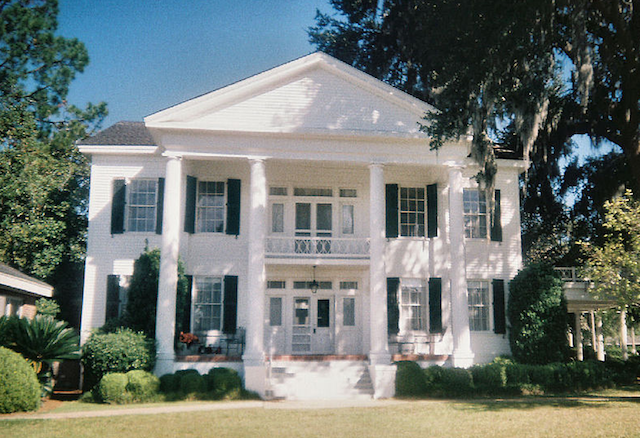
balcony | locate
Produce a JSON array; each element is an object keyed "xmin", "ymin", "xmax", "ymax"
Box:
[{"xmin": 265, "ymin": 236, "xmax": 370, "ymax": 260}]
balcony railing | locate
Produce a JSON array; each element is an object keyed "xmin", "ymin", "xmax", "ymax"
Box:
[
  {"xmin": 555, "ymin": 267, "xmax": 587, "ymax": 282},
  {"xmin": 265, "ymin": 236, "xmax": 370, "ymax": 259}
]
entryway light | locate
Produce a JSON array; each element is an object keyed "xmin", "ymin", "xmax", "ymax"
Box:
[{"xmin": 310, "ymin": 265, "xmax": 319, "ymax": 294}]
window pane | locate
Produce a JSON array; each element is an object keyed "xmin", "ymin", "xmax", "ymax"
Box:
[
  {"xmin": 463, "ymin": 189, "xmax": 488, "ymax": 238},
  {"xmin": 317, "ymin": 299, "xmax": 330, "ymax": 328},
  {"xmin": 270, "ymin": 297, "xmax": 282, "ymax": 326},
  {"xmin": 193, "ymin": 277, "xmax": 223, "ymax": 332},
  {"xmin": 468, "ymin": 281, "xmax": 490, "ymax": 331},
  {"xmin": 342, "ymin": 205, "xmax": 354, "ymax": 234},
  {"xmin": 343, "ymin": 298, "xmax": 355, "ymax": 326},
  {"xmin": 127, "ymin": 180, "xmax": 157, "ymax": 232},
  {"xmin": 339, "ymin": 281, "xmax": 358, "ymax": 290},
  {"xmin": 272, "ymin": 203, "xmax": 284, "ymax": 233},
  {"xmin": 317, "ymin": 204, "xmax": 332, "ymax": 231},
  {"xmin": 400, "ymin": 186, "xmax": 426, "ymax": 237},
  {"xmin": 339, "ymin": 188, "xmax": 357, "ymax": 198},
  {"xmin": 294, "ymin": 187, "xmax": 333, "ymax": 197},
  {"xmin": 295, "ymin": 203, "xmax": 311, "ymax": 230},
  {"xmin": 267, "ymin": 280, "xmax": 286, "ymax": 289},
  {"xmin": 294, "ymin": 298, "xmax": 309, "ymax": 325},
  {"xmin": 197, "ymin": 181, "xmax": 225, "ymax": 233},
  {"xmin": 270, "ymin": 187, "xmax": 288, "ymax": 196}
]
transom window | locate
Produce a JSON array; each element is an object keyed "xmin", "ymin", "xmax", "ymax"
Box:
[
  {"xmin": 127, "ymin": 179, "xmax": 157, "ymax": 232},
  {"xmin": 468, "ymin": 281, "xmax": 490, "ymax": 331},
  {"xmin": 193, "ymin": 277, "xmax": 223, "ymax": 332},
  {"xmin": 400, "ymin": 280, "xmax": 426, "ymax": 332},
  {"xmin": 400, "ymin": 187, "xmax": 425, "ymax": 237},
  {"xmin": 197, "ymin": 181, "xmax": 225, "ymax": 233},
  {"xmin": 294, "ymin": 187, "xmax": 333, "ymax": 197},
  {"xmin": 463, "ymin": 189, "xmax": 488, "ymax": 238}
]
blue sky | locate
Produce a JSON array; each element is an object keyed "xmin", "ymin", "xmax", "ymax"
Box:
[{"xmin": 58, "ymin": 0, "xmax": 331, "ymax": 128}]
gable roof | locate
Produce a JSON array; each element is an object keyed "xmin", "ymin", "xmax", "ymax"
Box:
[
  {"xmin": 145, "ymin": 52, "xmax": 434, "ymax": 138},
  {"xmin": 0, "ymin": 262, "xmax": 53, "ymax": 298}
]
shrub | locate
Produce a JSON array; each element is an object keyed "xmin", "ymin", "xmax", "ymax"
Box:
[
  {"xmin": 508, "ymin": 264, "xmax": 571, "ymax": 364},
  {"xmin": 504, "ymin": 363, "xmax": 531, "ymax": 386},
  {"xmin": 35, "ymin": 298, "xmax": 60, "ymax": 318},
  {"xmin": 178, "ymin": 370, "xmax": 206, "ymax": 395},
  {"xmin": 423, "ymin": 365, "xmax": 445, "ymax": 391},
  {"xmin": 159, "ymin": 373, "xmax": 181, "ymax": 393},
  {"xmin": 95, "ymin": 373, "xmax": 130, "ymax": 404},
  {"xmin": 82, "ymin": 328, "xmax": 155, "ymax": 390},
  {"xmin": 206, "ymin": 368, "xmax": 242, "ymax": 397},
  {"xmin": 125, "ymin": 370, "xmax": 160, "ymax": 402},
  {"xmin": 439, "ymin": 367, "xmax": 473, "ymax": 396},
  {"xmin": 395, "ymin": 361, "xmax": 428, "ymax": 396},
  {"xmin": 471, "ymin": 363, "xmax": 506, "ymax": 392},
  {"xmin": 0, "ymin": 347, "xmax": 41, "ymax": 413}
]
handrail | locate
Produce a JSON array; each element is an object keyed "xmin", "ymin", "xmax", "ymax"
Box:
[{"xmin": 265, "ymin": 236, "xmax": 370, "ymax": 258}]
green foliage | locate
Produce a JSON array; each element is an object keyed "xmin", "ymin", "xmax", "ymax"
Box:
[
  {"xmin": 0, "ymin": 346, "xmax": 41, "ymax": 413},
  {"xmin": 159, "ymin": 373, "xmax": 181, "ymax": 393},
  {"xmin": 206, "ymin": 368, "xmax": 242, "ymax": 396},
  {"xmin": 94, "ymin": 373, "xmax": 130, "ymax": 404},
  {"xmin": 1, "ymin": 315, "xmax": 79, "ymax": 395},
  {"xmin": 179, "ymin": 370, "xmax": 206, "ymax": 395},
  {"xmin": 35, "ymin": 298, "xmax": 60, "ymax": 318},
  {"xmin": 471, "ymin": 363, "xmax": 507, "ymax": 392},
  {"xmin": 81, "ymin": 328, "xmax": 156, "ymax": 391},
  {"xmin": 581, "ymin": 190, "xmax": 640, "ymax": 310},
  {"xmin": 438, "ymin": 368, "xmax": 474, "ymax": 396},
  {"xmin": 395, "ymin": 361, "xmax": 428, "ymax": 397},
  {"xmin": 120, "ymin": 248, "xmax": 188, "ymax": 340},
  {"xmin": 508, "ymin": 264, "xmax": 571, "ymax": 364},
  {"xmin": 124, "ymin": 370, "xmax": 160, "ymax": 402}
]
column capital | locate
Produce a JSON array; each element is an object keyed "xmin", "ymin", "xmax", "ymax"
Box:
[
  {"xmin": 162, "ymin": 152, "xmax": 183, "ymax": 161},
  {"xmin": 369, "ymin": 161, "xmax": 385, "ymax": 170},
  {"xmin": 248, "ymin": 156, "xmax": 268, "ymax": 165}
]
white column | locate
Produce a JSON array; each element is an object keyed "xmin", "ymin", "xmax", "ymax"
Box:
[
  {"xmin": 244, "ymin": 158, "xmax": 267, "ymax": 363},
  {"xmin": 620, "ymin": 308, "xmax": 628, "ymax": 360},
  {"xmin": 448, "ymin": 165, "xmax": 474, "ymax": 368},
  {"xmin": 590, "ymin": 310, "xmax": 598, "ymax": 355},
  {"xmin": 155, "ymin": 155, "xmax": 183, "ymax": 376},
  {"xmin": 575, "ymin": 312, "xmax": 583, "ymax": 361},
  {"xmin": 596, "ymin": 312, "xmax": 605, "ymax": 361},
  {"xmin": 368, "ymin": 163, "xmax": 391, "ymax": 365},
  {"xmin": 368, "ymin": 162, "xmax": 395, "ymax": 399}
]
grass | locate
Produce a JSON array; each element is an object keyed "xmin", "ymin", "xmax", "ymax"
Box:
[{"xmin": 2, "ymin": 396, "xmax": 640, "ymax": 438}]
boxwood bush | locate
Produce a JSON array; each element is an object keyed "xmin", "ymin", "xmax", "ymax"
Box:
[
  {"xmin": 395, "ymin": 361, "xmax": 428, "ymax": 397},
  {"xmin": 81, "ymin": 328, "xmax": 156, "ymax": 390},
  {"xmin": 94, "ymin": 370, "xmax": 160, "ymax": 404},
  {"xmin": 206, "ymin": 368, "xmax": 242, "ymax": 397},
  {"xmin": 125, "ymin": 370, "xmax": 160, "ymax": 402},
  {"xmin": 0, "ymin": 347, "xmax": 41, "ymax": 413}
]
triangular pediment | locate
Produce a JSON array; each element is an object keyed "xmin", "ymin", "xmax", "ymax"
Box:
[{"xmin": 145, "ymin": 53, "xmax": 433, "ymax": 138}]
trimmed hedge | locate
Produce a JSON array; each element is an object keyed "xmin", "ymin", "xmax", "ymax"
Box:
[
  {"xmin": 159, "ymin": 368, "xmax": 248, "ymax": 400},
  {"xmin": 82, "ymin": 328, "xmax": 156, "ymax": 390},
  {"xmin": 395, "ymin": 357, "xmax": 639, "ymax": 398},
  {"xmin": 0, "ymin": 347, "xmax": 41, "ymax": 413},
  {"xmin": 94, "ymin": 370, "xmax": 160, "ymax": 404}
]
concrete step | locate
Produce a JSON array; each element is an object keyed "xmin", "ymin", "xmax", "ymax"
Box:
[{"xmin": 266, "ymin": 360, "xmax": 374, "ymax": 400}]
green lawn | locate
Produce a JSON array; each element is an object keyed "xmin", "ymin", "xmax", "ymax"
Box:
[{"xmin": 2, "ymin": 396, "xmax": 640, "ymax": 438}]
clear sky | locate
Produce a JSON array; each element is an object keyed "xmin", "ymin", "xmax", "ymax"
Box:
[{"xmin": 58, "ymin": 0, "xmax": 331, "ymax": 128}]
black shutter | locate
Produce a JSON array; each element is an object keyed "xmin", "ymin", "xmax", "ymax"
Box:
[
  {"xmin": 385, "ymin": 184, "xmax": 399, "ymax": 238},
  {"xmin": 111, "ymin": 179, "xmax": 126, "ymax": 234},
  {"xmin": 493, "ymin": 279, "xmax": 506, "ymax": 334},
  {"xmin": 387, "ymin": 277, "xmax": 400, "ymax": 336},
  {"xmin": 427, "ymin": 183, "xmax": 438, "ymax": 238},
  {"xmin": 223, "ymin": 275, "xmax": 238, "ymax": 334},
  {"xmin": 105, "ymin": 275, "xmax": 120, "ymax": 320},
  {"xmin": 184, "ymin": 176, "xmax": 197, "ymax": 233},
  {"xmin": 155, "ymin": 178, "xmax": 165, "ymax": 235},
  {"xmin": 226, "ymin": 179, "xmax": 241, "ymax": 235},
  {"xmin": 490, "ymin": 189, "xmax": 503, "ymax": 242},
  {"xmin": 180, "ymin": 275, "xmax": 193, "ymax": 334},
  {"xmin": 429, "ymin": 277, "xmax": 443, "ymax": 333}
]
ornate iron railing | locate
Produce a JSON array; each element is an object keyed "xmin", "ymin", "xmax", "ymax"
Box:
[{"xmin": 265, "ymin": 236, "xmax": 370, "ymax": 259}]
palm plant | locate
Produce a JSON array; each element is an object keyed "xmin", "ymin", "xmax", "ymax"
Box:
[{"xmin": 2, "ymin": 315, "xmax": 80, "ymax": 395}]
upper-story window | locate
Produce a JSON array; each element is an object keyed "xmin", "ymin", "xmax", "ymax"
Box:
[
  {"xmin": 467, "ymin": 280, "xmax": 490, "ymax": 331},
  {"xmin": 127, "ymin": 180, "xmax": 158, "ymax": 232},
  {"xmin": 111, "ymin": 178, "xmax": 164, "ymax": 235},
  {"xmin": 197, "ymin": 181, "xmax": 225, "ymax": 233},
  {"xmin": 400, "ymin": 187, "xmax": 425, "ymax": 237},
  {"xmin": 463, "ymin": 189, "xmax": 487, "ymax": 239},
  {"xmin": 386, "ymin": 184, "xmax": 438, "ymax": 239},
  {"xmin": 399, "ymin": 279, "xmax": 426, "ymax": 332}
]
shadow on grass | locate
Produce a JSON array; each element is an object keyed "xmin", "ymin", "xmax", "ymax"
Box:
[{"xmin": 448, "ymin": 395, "xmax": 640, "ymax": 412}]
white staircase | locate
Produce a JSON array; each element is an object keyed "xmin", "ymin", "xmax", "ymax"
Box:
[{"xmin": 265, "ymin": 360, "xmax": 374, "ymax": 400}]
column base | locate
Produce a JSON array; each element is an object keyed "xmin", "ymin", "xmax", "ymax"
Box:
[
  {"xmin": 154, "ymin": 351, "xmax": 176, "ymax": 377},
  {"xmin": 369, "ymin": 363, "xmax": 397, "ymax": 399},
  {"xmin": 451, "ymin": 349, "xmax": 475, "ymax": 368},
  {"xmin": 369, "ymin": 351, "xmax": 392, "ymax": 366},
  {"xmin": 244, "ymin": 363, "xmax": 267, "ymax": 398}
]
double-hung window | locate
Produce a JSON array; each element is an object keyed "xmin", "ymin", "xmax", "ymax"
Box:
[
  {"xmin": 127, "ymin": 180, "xmax": 158, "ymax": 232},
  {"xmin": 193, "ymin": 277, "xmax": 224, "ymax": 332},
  {"xmin": 197, "ymin": 181, "xmax": 225, "ymax": 233},
  {"xmin": 399, "ymin": 279, "xmax": 426, "ymax": 332},
  {"xmin": 468, "ymin": 281, "xmax": 491, "ymax": 331},
  {"xmin": 400, "ymin": 187, "xmax": 426, "ymax": 237},
  {"xmin": 463, "ymin": 189, "xmax": 488, "ymax": 238}
]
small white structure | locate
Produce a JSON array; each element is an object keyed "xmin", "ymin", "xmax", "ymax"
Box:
[
  {"xmin": 0, "ymin": 262, "xmax": 53, "ymax": 319},
  {"xmin": 78, "ymin": 53, "xmax": 525, "ymax": 399}
]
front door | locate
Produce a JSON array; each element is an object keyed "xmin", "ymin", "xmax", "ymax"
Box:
[{"xmin": 291, "ymin": 296, "xmax": 333, "ymax": 354}]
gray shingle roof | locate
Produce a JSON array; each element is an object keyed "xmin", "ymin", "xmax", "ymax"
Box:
[
  {"xmin": 0, "ymin": 262, "xmax": 52, "ymax": 289},
  {"xmin": 78, "ymin": 121, "xmax": 156, "ymax": 146}
]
